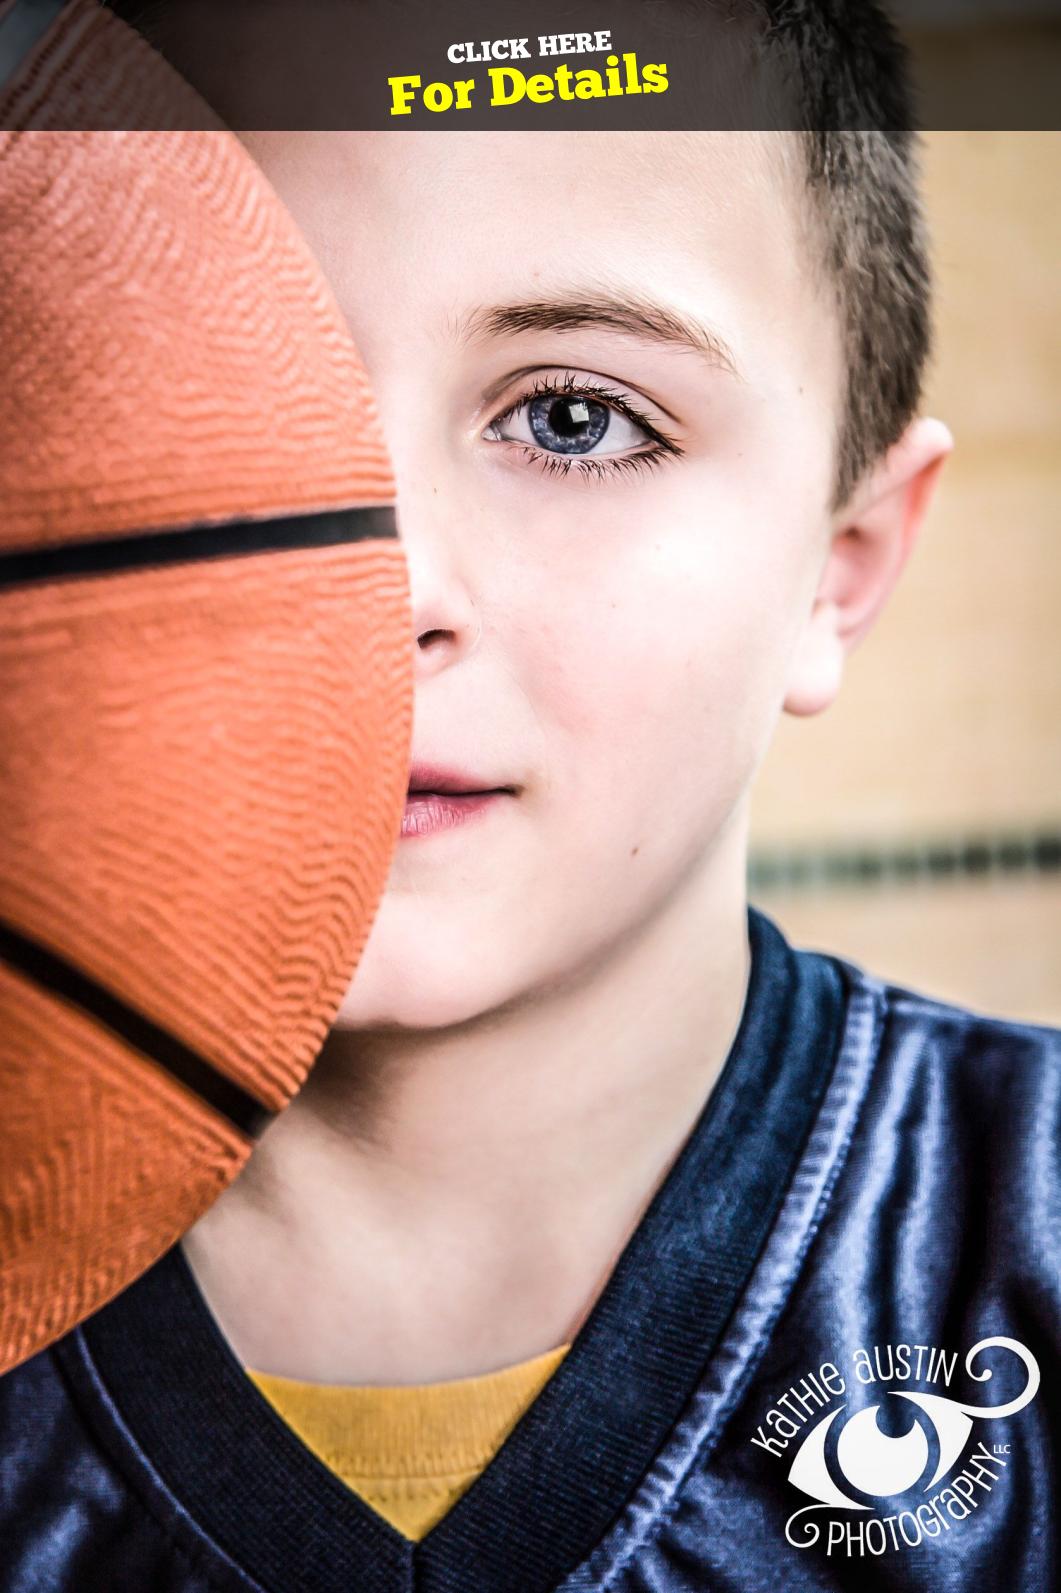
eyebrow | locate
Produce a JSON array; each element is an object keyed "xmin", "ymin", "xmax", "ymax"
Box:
[{"xmin": 457, "ymin": 291, "xmax": 741, "ymax": 380}]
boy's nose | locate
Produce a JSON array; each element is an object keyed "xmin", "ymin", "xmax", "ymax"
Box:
[
  {"xmin": 393, "ymin": 478, "xmax": 485, "ymax": 680},
  {"xmin": 354, "ymin": 336, "xmax": 491, "ymax": 680},
  {"xmin": 408, "ymin": 575, "xmax": 484, "ymax": 680}
]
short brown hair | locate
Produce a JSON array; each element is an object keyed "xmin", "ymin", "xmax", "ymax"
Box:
[
  {"xmin": 759, "ymin": 3, "xmax": 933, "ymax": 507},
  {"xmin": 804, "ymin": 129, "xmax": 932, "ymax": 510}
]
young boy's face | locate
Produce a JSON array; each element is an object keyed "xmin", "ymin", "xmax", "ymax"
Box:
[{"xmin": 245, "ymin": 131, "xmax": 845, "ymax": 1029}]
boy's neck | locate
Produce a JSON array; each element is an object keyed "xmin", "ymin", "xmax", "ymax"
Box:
[{"xmin": 182, "ymin": 823, "xmax": 752, "ymax": 1386}]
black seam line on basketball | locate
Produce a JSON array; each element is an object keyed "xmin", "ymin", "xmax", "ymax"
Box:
[
  {"xmin": 0, "ymin": 918, "xmax": 274, "ymax": 1140},
  {"xmin": 0, "ymin": 505, "xmax": 398, "ymax": 589},
  {"xmin": 0, "ymin": 0, "xmax": 68, "ymax": 94}
]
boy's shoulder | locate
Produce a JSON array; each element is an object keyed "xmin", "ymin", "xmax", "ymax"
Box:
[
  {"xmin": 808, "ymin": 939, "xmax": 1059, "ymax": 1257},
  {"xmin": 783, "ymin": 932, "xmax": 1060, "ymax": 1267},
  {"xmin": 827, "ymin": 939, "xmax": 1061, "ymax": 1083}
]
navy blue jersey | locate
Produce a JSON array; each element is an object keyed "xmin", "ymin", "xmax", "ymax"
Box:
[{"xmin": 0, "ymin": 907, "xmax": 1057, "ymax": 1591}]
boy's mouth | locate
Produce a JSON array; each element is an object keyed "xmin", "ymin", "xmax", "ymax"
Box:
[
  {"xmin": 401, "ymin": 770, "xmax": 518, "ymax": 840},
  {"xmin": 406, "ymin": 762, "xmax": 517, "ymax": 797}
]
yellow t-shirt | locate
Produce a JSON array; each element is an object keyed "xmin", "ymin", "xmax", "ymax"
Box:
[{"xmin": 247, "ymin": 1342, "xmax": 573, "ymax": 1542}]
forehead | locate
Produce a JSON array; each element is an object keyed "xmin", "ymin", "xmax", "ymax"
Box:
[{"xmin": 246, "ymin": 130, "xmax": 837, "ymax": 404}]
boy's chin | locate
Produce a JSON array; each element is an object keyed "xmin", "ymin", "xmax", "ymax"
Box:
[
  {"xmin": 332, "ymin": 941, "xmax": 520, "ymax": 1034},
  {"xmin": 331, "ymin": 884, "xmax": 543, "ymax": 1033},
  {"xmin": 332, "ymin": 985, "xmax": 488, "ymax": 1033}
]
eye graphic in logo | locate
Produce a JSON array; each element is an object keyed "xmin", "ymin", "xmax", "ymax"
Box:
[{"xmin": 789, "ymin": 1337, "xmax": 1040, "ymax": 1508}]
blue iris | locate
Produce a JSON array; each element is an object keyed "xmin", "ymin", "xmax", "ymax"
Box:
[{"xmin": 528, "ymin": 394, "xmax": 610, "ymax": 454}]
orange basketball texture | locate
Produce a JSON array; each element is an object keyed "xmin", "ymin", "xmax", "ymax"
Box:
[{"xmin": 0, "ymin": 2, "xmax": 413, "ymax": 1373}]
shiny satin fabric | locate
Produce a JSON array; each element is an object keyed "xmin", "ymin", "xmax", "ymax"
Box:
[
  {"xmin": 562, "ymin": 976, "xmax": 1059, "ymax": 1592},
  {"xmin": 0, "ymin": 911, "xmax": 1056, "ymax": 1591}
]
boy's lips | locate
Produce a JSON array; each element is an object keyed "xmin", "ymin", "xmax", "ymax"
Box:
[
  {"xmin": 400, "ymin": 771, "xmax": 517, "ymax": 840},
  {"xmin": 406, "ymin": 761, "xmax": 517, "ymax": 796}
]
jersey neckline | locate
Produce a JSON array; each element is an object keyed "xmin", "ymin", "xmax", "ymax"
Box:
[{"xmin": 64, "ymin": 905, "xmax": 847, "ymax": 1593}]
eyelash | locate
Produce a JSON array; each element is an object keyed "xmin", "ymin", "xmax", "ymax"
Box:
[{"xmin": 486, "ymin": 371, "xmax": 684, "ymax": 482}]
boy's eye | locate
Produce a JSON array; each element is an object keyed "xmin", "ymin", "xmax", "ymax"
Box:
[
  {"xmin": 481, "ymin": 370, "xmax": 684, "ymax": 483},
  {"xmin": 490, "ymin": 390, "xmax": 649, "ymax": 458}
]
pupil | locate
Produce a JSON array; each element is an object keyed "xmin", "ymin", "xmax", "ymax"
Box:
[{"xmin": 529, "ymin": 394, "xmax": 609, "ymax": 454}]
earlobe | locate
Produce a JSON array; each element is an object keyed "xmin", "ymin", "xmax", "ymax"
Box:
[
  {"xmin": 782, "ymin": 416, "xmax": 954, "ymax": 719},
  {"xmin": 783, "ymin": 599, "xmax": 845, "ymax": 718}
]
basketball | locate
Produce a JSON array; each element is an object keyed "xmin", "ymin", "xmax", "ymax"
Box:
[{"xmin": 0, "ymin": 1, "xmax": 412, "ymax": 1373}]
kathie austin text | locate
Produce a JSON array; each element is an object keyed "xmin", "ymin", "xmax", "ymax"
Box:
[{"xmin": 388, "ymin": 29, "xmax": 669, "ymax": 116}]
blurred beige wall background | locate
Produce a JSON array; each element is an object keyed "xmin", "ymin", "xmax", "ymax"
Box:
[{"xmin": 749, "ymin": 129, "xmax": 1060, "ymax": 1024}]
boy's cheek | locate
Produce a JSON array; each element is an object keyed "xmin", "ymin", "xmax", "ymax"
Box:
[
  {"xmin": 517, "ymin": 534, "xmax": 794, "ymax": 749},
  {"xmin": 529, "ymin": 607, "xmax": 778, "ymax": 828}
]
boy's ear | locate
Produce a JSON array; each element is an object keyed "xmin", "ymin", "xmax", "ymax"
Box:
[{"xmin": 783, "ymin": 416, "xmax": 954, "ymax": 718}]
